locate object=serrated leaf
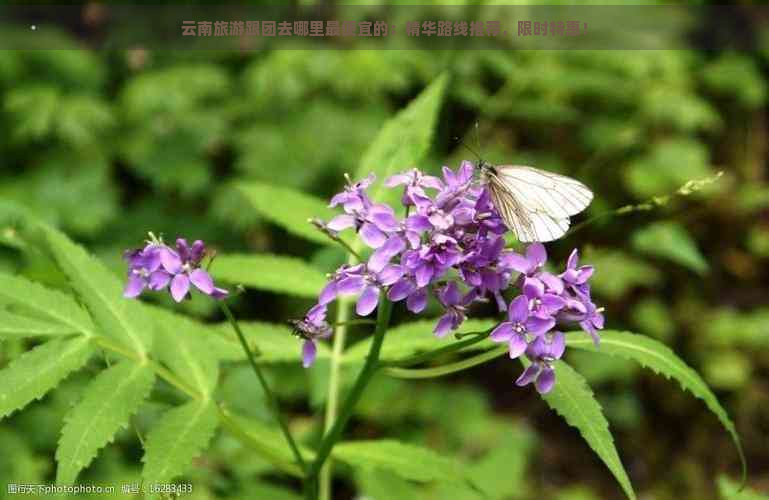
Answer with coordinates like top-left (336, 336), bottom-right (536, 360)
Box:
top-left (333, 440), bottom-right (464, 484)
top-left (217, 410), bottom-right (309, 478)
top-left (567, 330), bottom-right (746, 482)
top-left (0, 310), bottom-right (79, 338)
top-left (0, 273), bottom-right (95, 336)
top-left (215, 321), bottom-right (331, 364)
top-left (141, 399), bottom-right (218, 485)
top-left (344, 318), bottom-right (496, 363)
top-left (212, 253), bottom-right (327, 298)
top-left (235, 181), bottom-right (335, 245)
top-left (0, 337), bottom-right (94, 419)
top-left (144, 304), bottom-right (239, 365)
top-left (355, 74), bottom-right (448, 208)
top-left (152, 309), bottom-right (219, 397)
top-left (631, 221), bottom-right (708, 274)
top-left (523, 358), bottom-right (636, 500)
top-left (44, 227), bottom-right (153, 357)
top-left (56, 361), bottom-right (155, 485)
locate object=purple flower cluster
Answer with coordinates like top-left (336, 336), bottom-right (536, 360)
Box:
top-left (297, 162), bottom-right (603, 393)
top-left (123, 236), bottom-right (228, 302)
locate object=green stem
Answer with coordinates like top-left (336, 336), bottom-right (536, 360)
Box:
top-left (332, 319), bottom-right (376, 328)
top-left (384, 345), bottom-right (507, 379)
top-left (383, 330), bottom-right (492, 368)
top-left (307, 297), bottom-right (393, 499)
top-left (219, 301), bottom-right (307, 474)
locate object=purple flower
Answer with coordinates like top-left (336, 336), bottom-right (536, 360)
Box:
top-left (558, 289), bottom-right (604, 346)
top-left (123, 244), bottom-right (167, 298)
top-left (306, 164), bottom-right (603, 393)
top-left (317, 260), bottom-right (403, 317)
top-left (561, 249), bottom-right (594, 292)
top-left (433, 282), bottom-right (470, 337)
top-left (516, 331), bottom-right (566, 394)
top-left (489, 295), bottom-right (555, 359)
top-left (523, 278), bottom-right (566, 320)
top-left (122, 235), bottom-right (228, 303)
top-left (386, 168), bottom-right (443, 207)
top-left (290, 304), bottom-right (332, 368)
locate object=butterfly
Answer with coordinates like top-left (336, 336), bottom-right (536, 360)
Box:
top-left (477, 160), bottom-right (594, 243)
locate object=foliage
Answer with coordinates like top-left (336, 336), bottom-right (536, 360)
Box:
top-left (0, 9), bottom-right (766, 500)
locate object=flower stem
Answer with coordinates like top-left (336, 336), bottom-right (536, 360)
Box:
top-left (319, 296), bottom-right (351, 500)
top-left (331, 319), bottom-right (376, 328)
top-left (307, 297), bottom-right (393, 499)
top-left (218, 301), bottom-right (307, 474)
top-left (382, 329), bottom-right (492, 368)
top-left (384, 344), bottom-right (507, 379)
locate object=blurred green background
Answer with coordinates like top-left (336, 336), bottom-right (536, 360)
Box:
top-left (1, 2), bottom-right (769, 499)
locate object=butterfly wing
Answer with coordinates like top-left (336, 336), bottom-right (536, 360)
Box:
top-left (486, 165), bottom-right (593, 243)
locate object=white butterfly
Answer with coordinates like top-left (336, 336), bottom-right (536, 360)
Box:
top-left (478, 160), bottom-right (594, 243)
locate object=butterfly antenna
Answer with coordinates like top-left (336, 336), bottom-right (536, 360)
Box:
top-left (474, 121), bottom-right (483, 157)
top-left (453, 135), bottom-right (482, 161)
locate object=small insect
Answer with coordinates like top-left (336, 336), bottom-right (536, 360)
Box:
top-left (477, 159), bottom-right (593, 243)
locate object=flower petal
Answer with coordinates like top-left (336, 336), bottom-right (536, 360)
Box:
top-left (319, 281), bottom-right (338, 305)
top-left (388, 278), bottom-right (415, 302)
top-left (508, 334), bottom-right (528, 358)
top-left (523, 277), bottom-right (545, 299)
top-left (356, 285), bottom-right (380, 316)
top-left (501, 252), bottom-right (530, 273)
top-left (160, 247), bottom-right (183, 274)
top-left (148, 270), bottom-right (171, 290)
top-left (337, 276), bottom-right (366, 295)
top-left (489, 322), bottom-right (513, 342)
top-left (360, 223), bottom-right (388, 249)
top-left (526, 317), bottom-right (555, 337)
top-left (540, 272), bottom-right (564, 294)
top-left (368, 236), bottom-right (405, 272)
top-left (507, 295), bottom-right (529, 323)
top-left (189, 269), bottom-right (215, 294)
top-left (566, 249), bottom-right (580, 270)
top-left (406, 287), bottom-right (427, 313)
top-left (302, 340), bottom-right (317, 368)
top-left (526, 243), bottom-right (547, 269)
top-left (535, 367), bottom-right (556, 394)
top-left (515, 363), bottom-right (540, 387)
top-left (123, 275), bottom-right (145, 298)
top-left (433, 314), bottom-right (454, 338)
top-left (377, 264), bottom-right (404, 286)
top-left (326, 214), bottom-right (356, 231)
top-left (414, 264), bottom-right (433, 288)
top-left (170, 274), bottom-right (190, 302)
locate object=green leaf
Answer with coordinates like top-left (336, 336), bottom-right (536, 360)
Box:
top-left (567, 330), bottom-right (746, 482)
top-left (44, 227), bottom-right (153, 358)
top-left (141, 399), bottom-right (219, 485)
top-left (0, 311), bottom-right (80, 338)
top-left (56, 361), bottom-right (155, 485)
top-left (151, 308), bottom-right (219, 398)
top-left (718, 475), bottom-right (768, 500)
top-left (355, 73), bottom-right (449, 208)
top-left (0, 337), bottom-right (94, 419)
top-left (355, 468), bottom-right (422, 500)
top-left (345, 318), bottom-right (495, 363)
top-left (524, 358), bottom-right (636, 500)
top-left (0, 273), bottom-right (95, 336)
top-left (234, 181), bottom-right (335, 245)
top-left (216, 410), bottom-right (308, 478)
top-left (333, 440), bottom-right (464, 484)
top-left (631, 221), bottom-right (708, 274)
top-left (212, 253), bottom-right (327, 298)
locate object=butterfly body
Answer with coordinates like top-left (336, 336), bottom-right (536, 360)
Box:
top-left (476, 161), bottom-right (593, 243)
